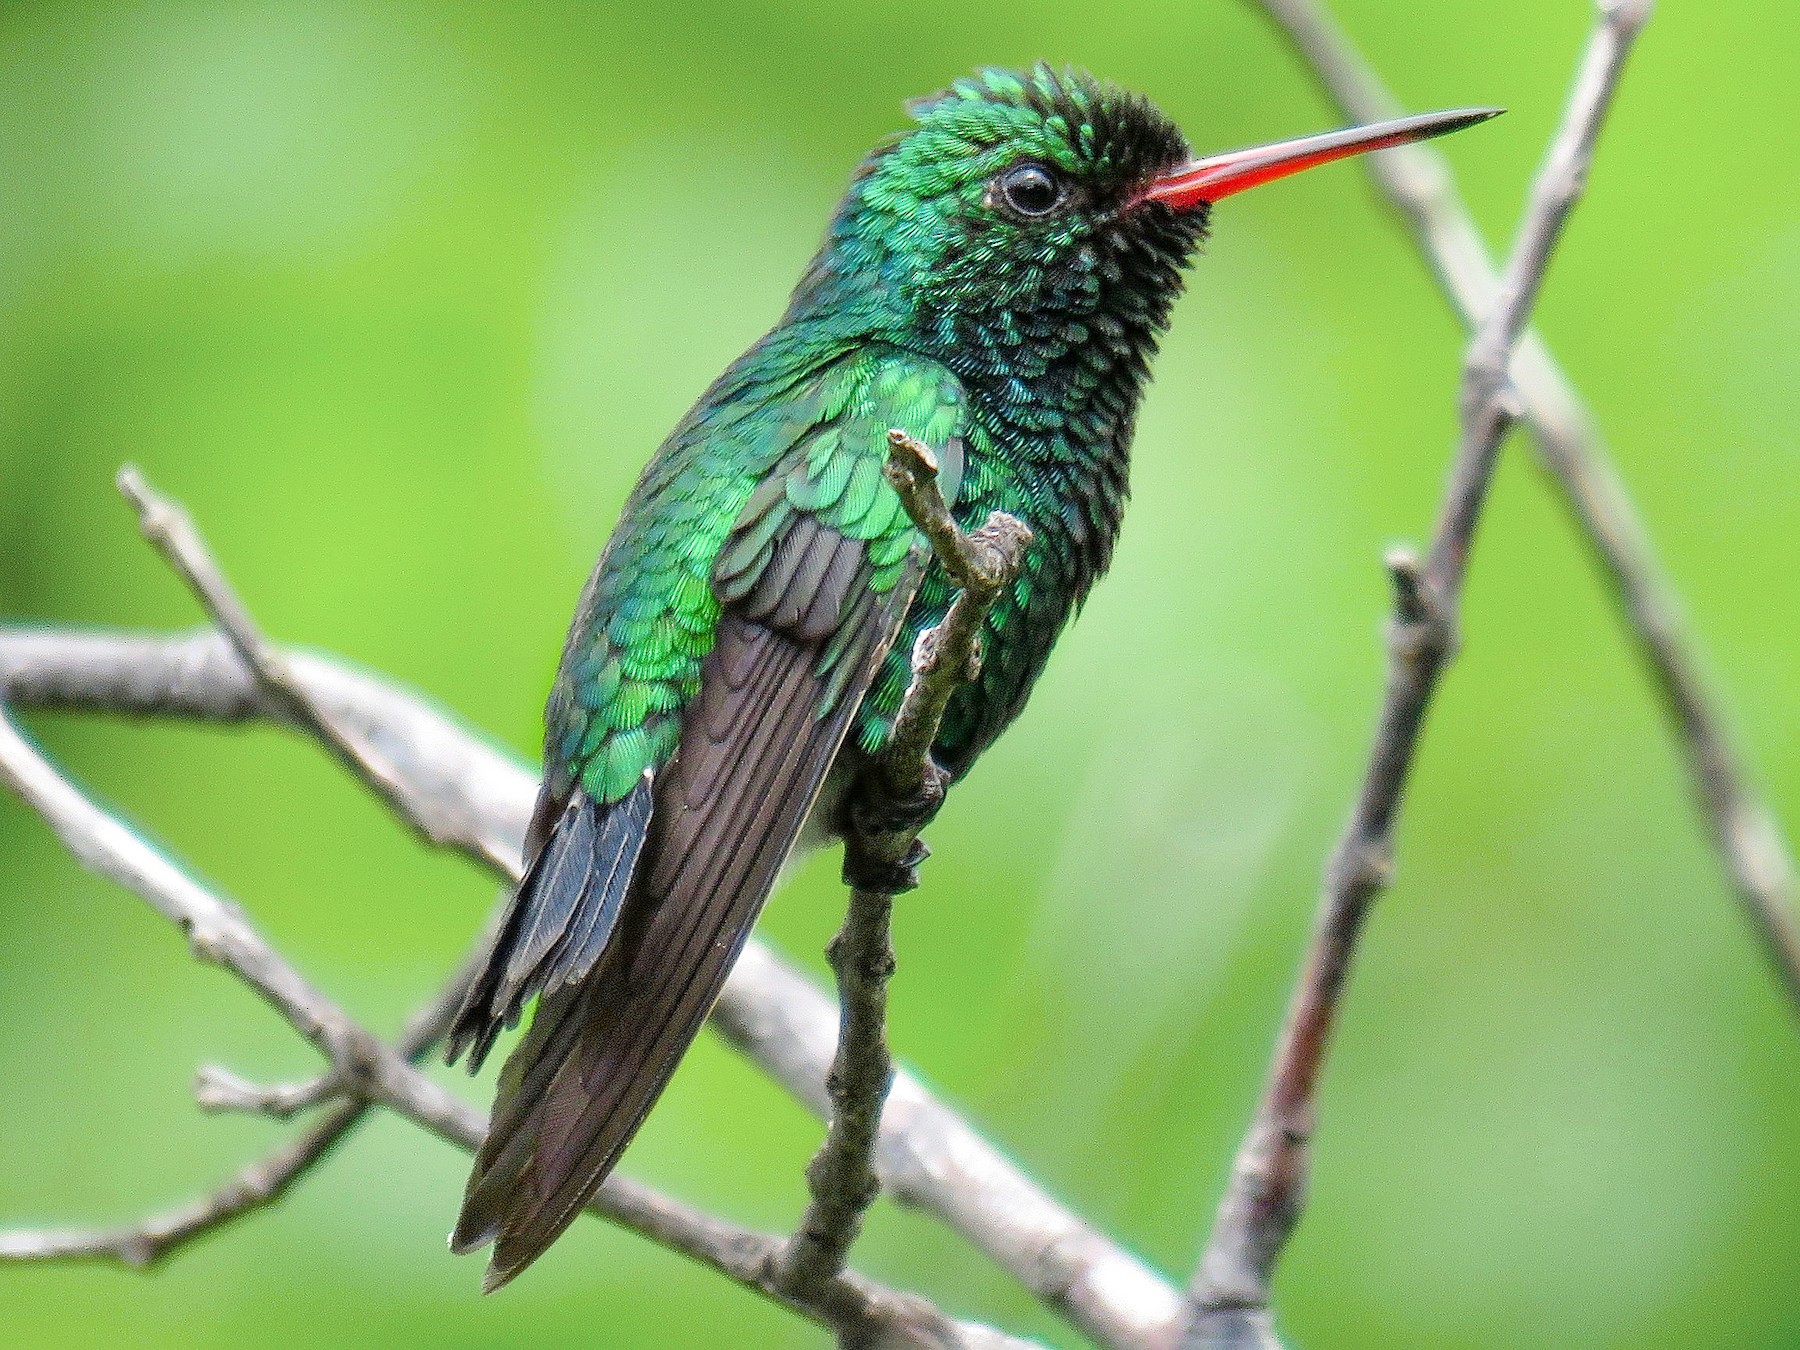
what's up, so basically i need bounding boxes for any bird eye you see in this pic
[997,163,1064,217]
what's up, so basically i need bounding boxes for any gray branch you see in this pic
[0,939,482,1267]
[1242,0,1800,1005]
[0,626,1181,1349]
[876,429,1034,809]
[117,465,521,880]
[1184,4,1655,1345]
[0,694,1038,1350]
[193,1061,362,1120]
[779,431,1033,1302]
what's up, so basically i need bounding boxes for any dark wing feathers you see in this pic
[804,532,866,639]
[738,513,866,642]
[455,606,909,1283]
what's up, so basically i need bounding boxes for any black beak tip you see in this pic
[1416,106,1506,147]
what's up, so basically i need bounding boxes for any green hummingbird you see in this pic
[445,64,1494,1289]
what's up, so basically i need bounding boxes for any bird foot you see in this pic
[840,759,947,895]
[842,835,931,896]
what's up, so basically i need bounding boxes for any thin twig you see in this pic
[193,1062,350,1119]
[780,430,1033,1302]
[1183,5,1654,1345]
[878,430,1032,806]
[0,626,1181,1349]
[1241,0,1800,1006]
[0,698,1038,1350]
[0,940,481,1268]
[116,466,519,879]
[192,923,496,1123]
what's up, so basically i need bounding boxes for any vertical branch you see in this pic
[1242,0,1800,1007]
[1182,4,1655,1345]
[778,431,1032,1301]
[780,885,901,1301]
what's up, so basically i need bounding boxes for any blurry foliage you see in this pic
[2,2,1797,1347]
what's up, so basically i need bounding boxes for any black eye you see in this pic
[997,163,1063,217]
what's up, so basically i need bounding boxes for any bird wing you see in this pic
[448,342,966,1288]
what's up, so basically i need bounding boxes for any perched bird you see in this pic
[447,64,1495,1289]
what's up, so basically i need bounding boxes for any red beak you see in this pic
[1144,107,1501,210]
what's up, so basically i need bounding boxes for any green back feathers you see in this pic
[547,342,964,805]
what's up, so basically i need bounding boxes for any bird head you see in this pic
[792,65,1495,395]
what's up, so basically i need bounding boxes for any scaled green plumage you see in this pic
[545,341,967,807]
[449,63,1207,1287]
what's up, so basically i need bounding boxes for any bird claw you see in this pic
[856,756,947,836]
[842,834,931,895]
[840,760,946,895]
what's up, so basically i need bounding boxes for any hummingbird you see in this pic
[445,64,1495,1289]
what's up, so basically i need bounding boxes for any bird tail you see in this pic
[451,617,875,1290]
[449,960,648,1289]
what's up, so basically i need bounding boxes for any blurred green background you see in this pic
[3,1,1796,1346]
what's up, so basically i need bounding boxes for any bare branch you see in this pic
[0,627,1181,1349]
[116,466,520,880]
[0,696,1039,1350]
[779,431,1033,1301]
[0,940,479,1268]
[1241,0,1800,1006]
[1184,5,1654,1344]
[778,883,902,1307]
[0,628,534,856]
[193,1063,346,1119]
[190,901,501,1126]
[877,430,1033,808]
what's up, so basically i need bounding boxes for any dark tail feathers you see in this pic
[445,779,651,1073]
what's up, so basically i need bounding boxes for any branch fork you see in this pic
[193,1063,350,1120]
[1382,546,1455,662]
